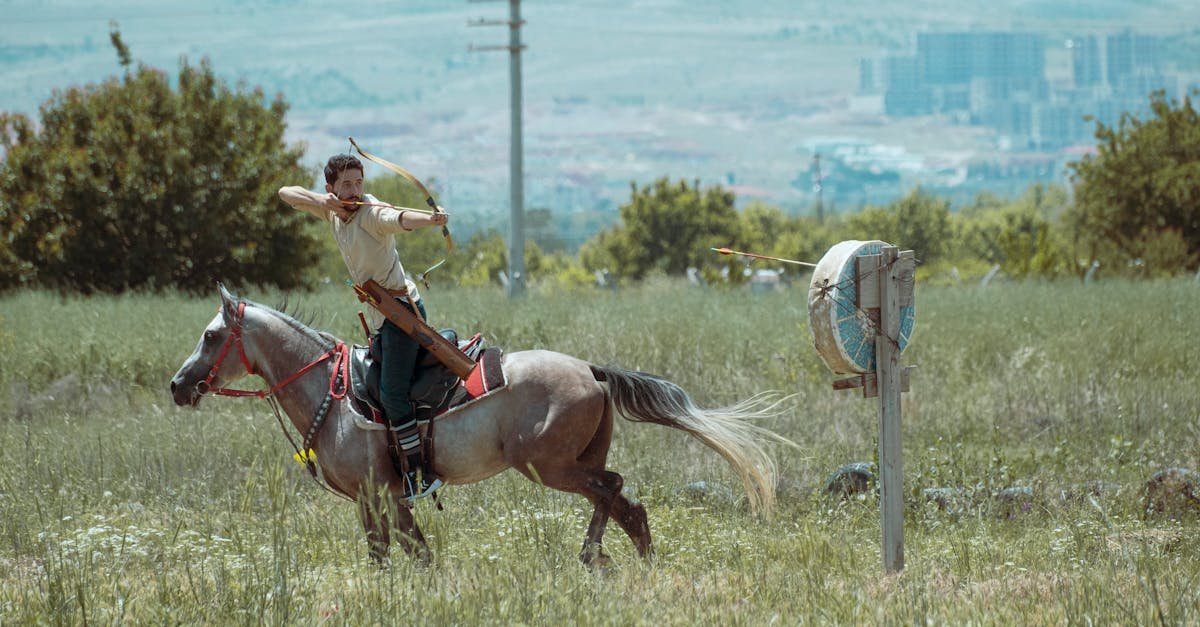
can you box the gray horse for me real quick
[170,285,791,567]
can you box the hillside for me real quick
[3,0,1199,241]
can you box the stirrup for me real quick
[402,471,443,502]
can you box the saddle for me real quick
[348,330,505,426]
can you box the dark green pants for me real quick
[378,298,427,454]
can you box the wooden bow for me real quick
[348,137,454,253]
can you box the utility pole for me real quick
[811,153,825,223]
[470,0,527,297]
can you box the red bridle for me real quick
[202,301,349,400]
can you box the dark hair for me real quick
[324,154,364,185]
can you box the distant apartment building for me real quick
[864,28,1182,151]
[880,32,1048,119]
[1071,35,1103,88]
[1077,30,1176,133]
[881,56,929,116]
[1106,30,1161,86]
[919,32,1044,87]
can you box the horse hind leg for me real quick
[545,468,652,564]
[520,463,623,568]
[578,469,624,567]
[586,411,652,560]
[611,495,653,559]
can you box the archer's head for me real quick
[324,154,364,204]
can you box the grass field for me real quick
[1,278,1198,623]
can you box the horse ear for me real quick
[217,282,238,322]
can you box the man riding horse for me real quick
[279,154,449,501]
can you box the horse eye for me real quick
[204,330,216,343]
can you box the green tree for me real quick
[1067,90,1200,275]
[957,184,1072,278]
[437,230,556,288]
[0,37,314,293]
[738,202,788,255]
[525,207,567,253]
[453,231,508,288]
[844,187,955,266]
[769,215,837,272]
[581,177,740,280]
[726,204,837,283]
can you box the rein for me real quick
[202,300,353,501]
[204,302,350,401]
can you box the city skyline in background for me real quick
[3,1,1199,249]
[829,27,1190,209]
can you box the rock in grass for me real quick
[676,480,738,506]
[824,462,875,498]
[1055,480,1122,504]
[775,473,815,502]
[1144,468,1200,519]
[923,487,966,514]
[10,374,84,418]
[994,486,1035,519]
[9,381,30,419]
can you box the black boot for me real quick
[402,451,442,501]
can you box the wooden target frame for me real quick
[808,241,916,573]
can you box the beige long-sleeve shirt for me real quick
[306,193,421,330]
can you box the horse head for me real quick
[170,283,259,407]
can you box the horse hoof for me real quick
[579,545,614,571]
[582,555,615,575]
[641,544,655,561]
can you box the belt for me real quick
[381,285,424,322]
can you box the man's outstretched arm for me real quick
[279,186,353,221]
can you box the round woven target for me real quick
[807,240,916,374]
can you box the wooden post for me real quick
[355,279,476,379]
[876,246,904,572]
[813,240,915,574]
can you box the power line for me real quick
[2,11,221,24]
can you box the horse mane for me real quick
[274,293,325,329]
[241,294,338,350]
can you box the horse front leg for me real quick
[390,501,432,566]
[357,495,391,568]
[357,492,431,567]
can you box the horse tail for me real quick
[590,364,792,515]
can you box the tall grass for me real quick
[1,278,1198,623]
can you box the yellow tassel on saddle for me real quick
[294,448,317,465]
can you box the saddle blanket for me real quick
[352,346,506,431]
